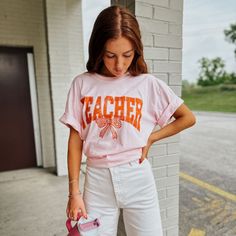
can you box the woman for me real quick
[59,5,196,236]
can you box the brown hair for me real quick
[86,5,148,76]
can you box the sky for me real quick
[82,1,236,83]
[183,0,236,82]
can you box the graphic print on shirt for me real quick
[80,96,143,139]
[96,117,122,139]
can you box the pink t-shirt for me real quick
[59,72,184,168]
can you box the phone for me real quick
[77,218,100,235]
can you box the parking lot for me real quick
[179,112,236,236]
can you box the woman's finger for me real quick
[139,156,147,164]
[80,204,88,219]
[70,210,78,220]
[139,147,148,163]
[66,204,70,218]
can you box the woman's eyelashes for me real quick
[106,54,132,59]
[124,55,132,58]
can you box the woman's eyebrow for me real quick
[105,49,134,54]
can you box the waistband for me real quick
[86,148,142,168]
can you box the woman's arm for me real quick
[149,103,196,144]
[67,127,83,195]
[140,104,196,161]
[66,127,88,219]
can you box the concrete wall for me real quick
[0,0,55,168]
[112,1,184,235]
[45,0,85,176]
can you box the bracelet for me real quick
[69,179,78,184]
[68,191,82,198]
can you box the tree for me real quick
[197,57,227,86]
[224,23,236,59]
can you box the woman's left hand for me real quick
[139,144,151,164]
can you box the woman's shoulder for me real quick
[138,73,173,95]
[70,71,96,86]
[137,73,166,86]
[72,71,91,81]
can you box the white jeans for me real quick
[82,158,163,236]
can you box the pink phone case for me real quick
[78,218,100,232]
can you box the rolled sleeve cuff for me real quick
[59,112,82,138]
[157,98,184,128]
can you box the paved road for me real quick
[179,112,236,236]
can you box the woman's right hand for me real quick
[66,195,88,221]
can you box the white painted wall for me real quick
[0,0,55,168]
[82,0,110,65]
[136,1,183,235]
[45,0,85,176]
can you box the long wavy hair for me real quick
[86,5,148,76]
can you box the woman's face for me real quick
[102,36,135,77]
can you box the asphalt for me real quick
[179,111,236,236]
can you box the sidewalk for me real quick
[0,165,86,236]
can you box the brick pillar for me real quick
[112,1,183,235]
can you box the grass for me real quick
[182,85,236,113]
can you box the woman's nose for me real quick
[116,58,124,68]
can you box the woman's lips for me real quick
[114,70,123,75]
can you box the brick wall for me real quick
[112,1,184,235]
[0,0,55,168]
[136,1,183,235]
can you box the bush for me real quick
[219,84,236,91]
[196,57,236,86]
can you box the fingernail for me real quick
[139,158,142,164]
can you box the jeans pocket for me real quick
[128,159,140,167]
[128,158,148,168]
[139,158,147,165]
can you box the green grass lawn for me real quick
[182,85,236,113]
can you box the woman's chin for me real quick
[113,71,124,77]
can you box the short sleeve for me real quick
[151,77,184,128]
[59,78,83,137]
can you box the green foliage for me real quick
[184,22,236,113]
[197,57,236,86]
[224,23,236,58]
[197,57,227,86]
[219,84,236,91]
[182,85,236,113]
[196,23,236,87]
[220,72,236,84]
